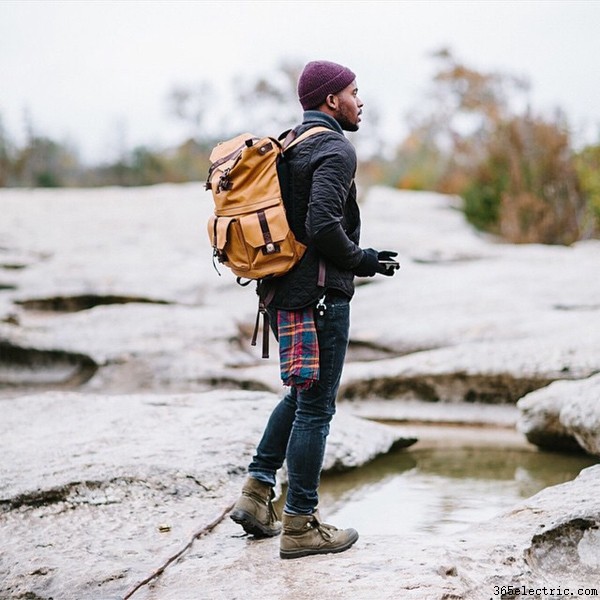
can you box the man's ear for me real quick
[326,94,337,110]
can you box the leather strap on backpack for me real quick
[281,126,331,154]
[251,299,270,359]
[251,286,276,358]
[318,258,326,288]
[257,210,277,254]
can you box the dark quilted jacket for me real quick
[259,111,364,310]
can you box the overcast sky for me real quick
[1,0,599,163]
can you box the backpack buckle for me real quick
[217,169,232,193]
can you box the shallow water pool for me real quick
[316,426,598,536]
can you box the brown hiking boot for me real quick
[230,477,281,538]
[279,510,359,559]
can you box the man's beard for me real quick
[340,120,359,132]
[336,107,360,132]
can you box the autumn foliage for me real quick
[391,50,599,244]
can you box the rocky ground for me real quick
[1,184,599,599]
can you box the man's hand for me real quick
[377,250,399,276]
[354,249,399,277]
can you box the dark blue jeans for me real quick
[248,295,350,515]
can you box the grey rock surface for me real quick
[518,374,600,455]
[111,465,600,600]
[0,390,415,600]
[3,388,599,600]
[2,183,600,598]
[1,184,599,401]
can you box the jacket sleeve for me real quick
[305,139,363,270]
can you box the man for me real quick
[230,60,398,559]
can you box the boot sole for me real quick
[230,509,281,538]
[279,531,359,559]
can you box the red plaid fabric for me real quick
[277,307,320,390]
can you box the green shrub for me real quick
[460,115,585,244]
[574,145,600,236]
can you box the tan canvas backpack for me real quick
[205,126,329,282]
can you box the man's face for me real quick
[331,80,363,132]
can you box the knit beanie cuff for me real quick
[298,61,356,110]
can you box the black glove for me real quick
[377,250,399,276]
[353,248,380,277]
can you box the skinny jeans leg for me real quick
[248,297,350,514]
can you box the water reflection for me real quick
[317,445,597,536]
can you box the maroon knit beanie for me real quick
[297,60,356,110]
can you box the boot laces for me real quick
[312,513,337,542]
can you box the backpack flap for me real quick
[236,205,306,279]
[214,139,283,216]
[239,205,289,253]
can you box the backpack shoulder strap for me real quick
[282,126,332,152]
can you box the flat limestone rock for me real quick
[111,465,600,600]
[1,184,599,402]
[2,183,600,598]
[4,388,598,600]
[445,464,600,597]
[0,390,415,600]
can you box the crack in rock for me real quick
[341,372,555,404]
[0,341,98,387]
[346,339,435,362]
[201,376,272,392]
[412,255,484,264]
[554,304,600,311]
[0,479,138,512]
[15,294,172,313]
[1,474,216,514]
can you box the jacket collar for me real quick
[302,110,344,135]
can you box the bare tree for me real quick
[166,81,216,141]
